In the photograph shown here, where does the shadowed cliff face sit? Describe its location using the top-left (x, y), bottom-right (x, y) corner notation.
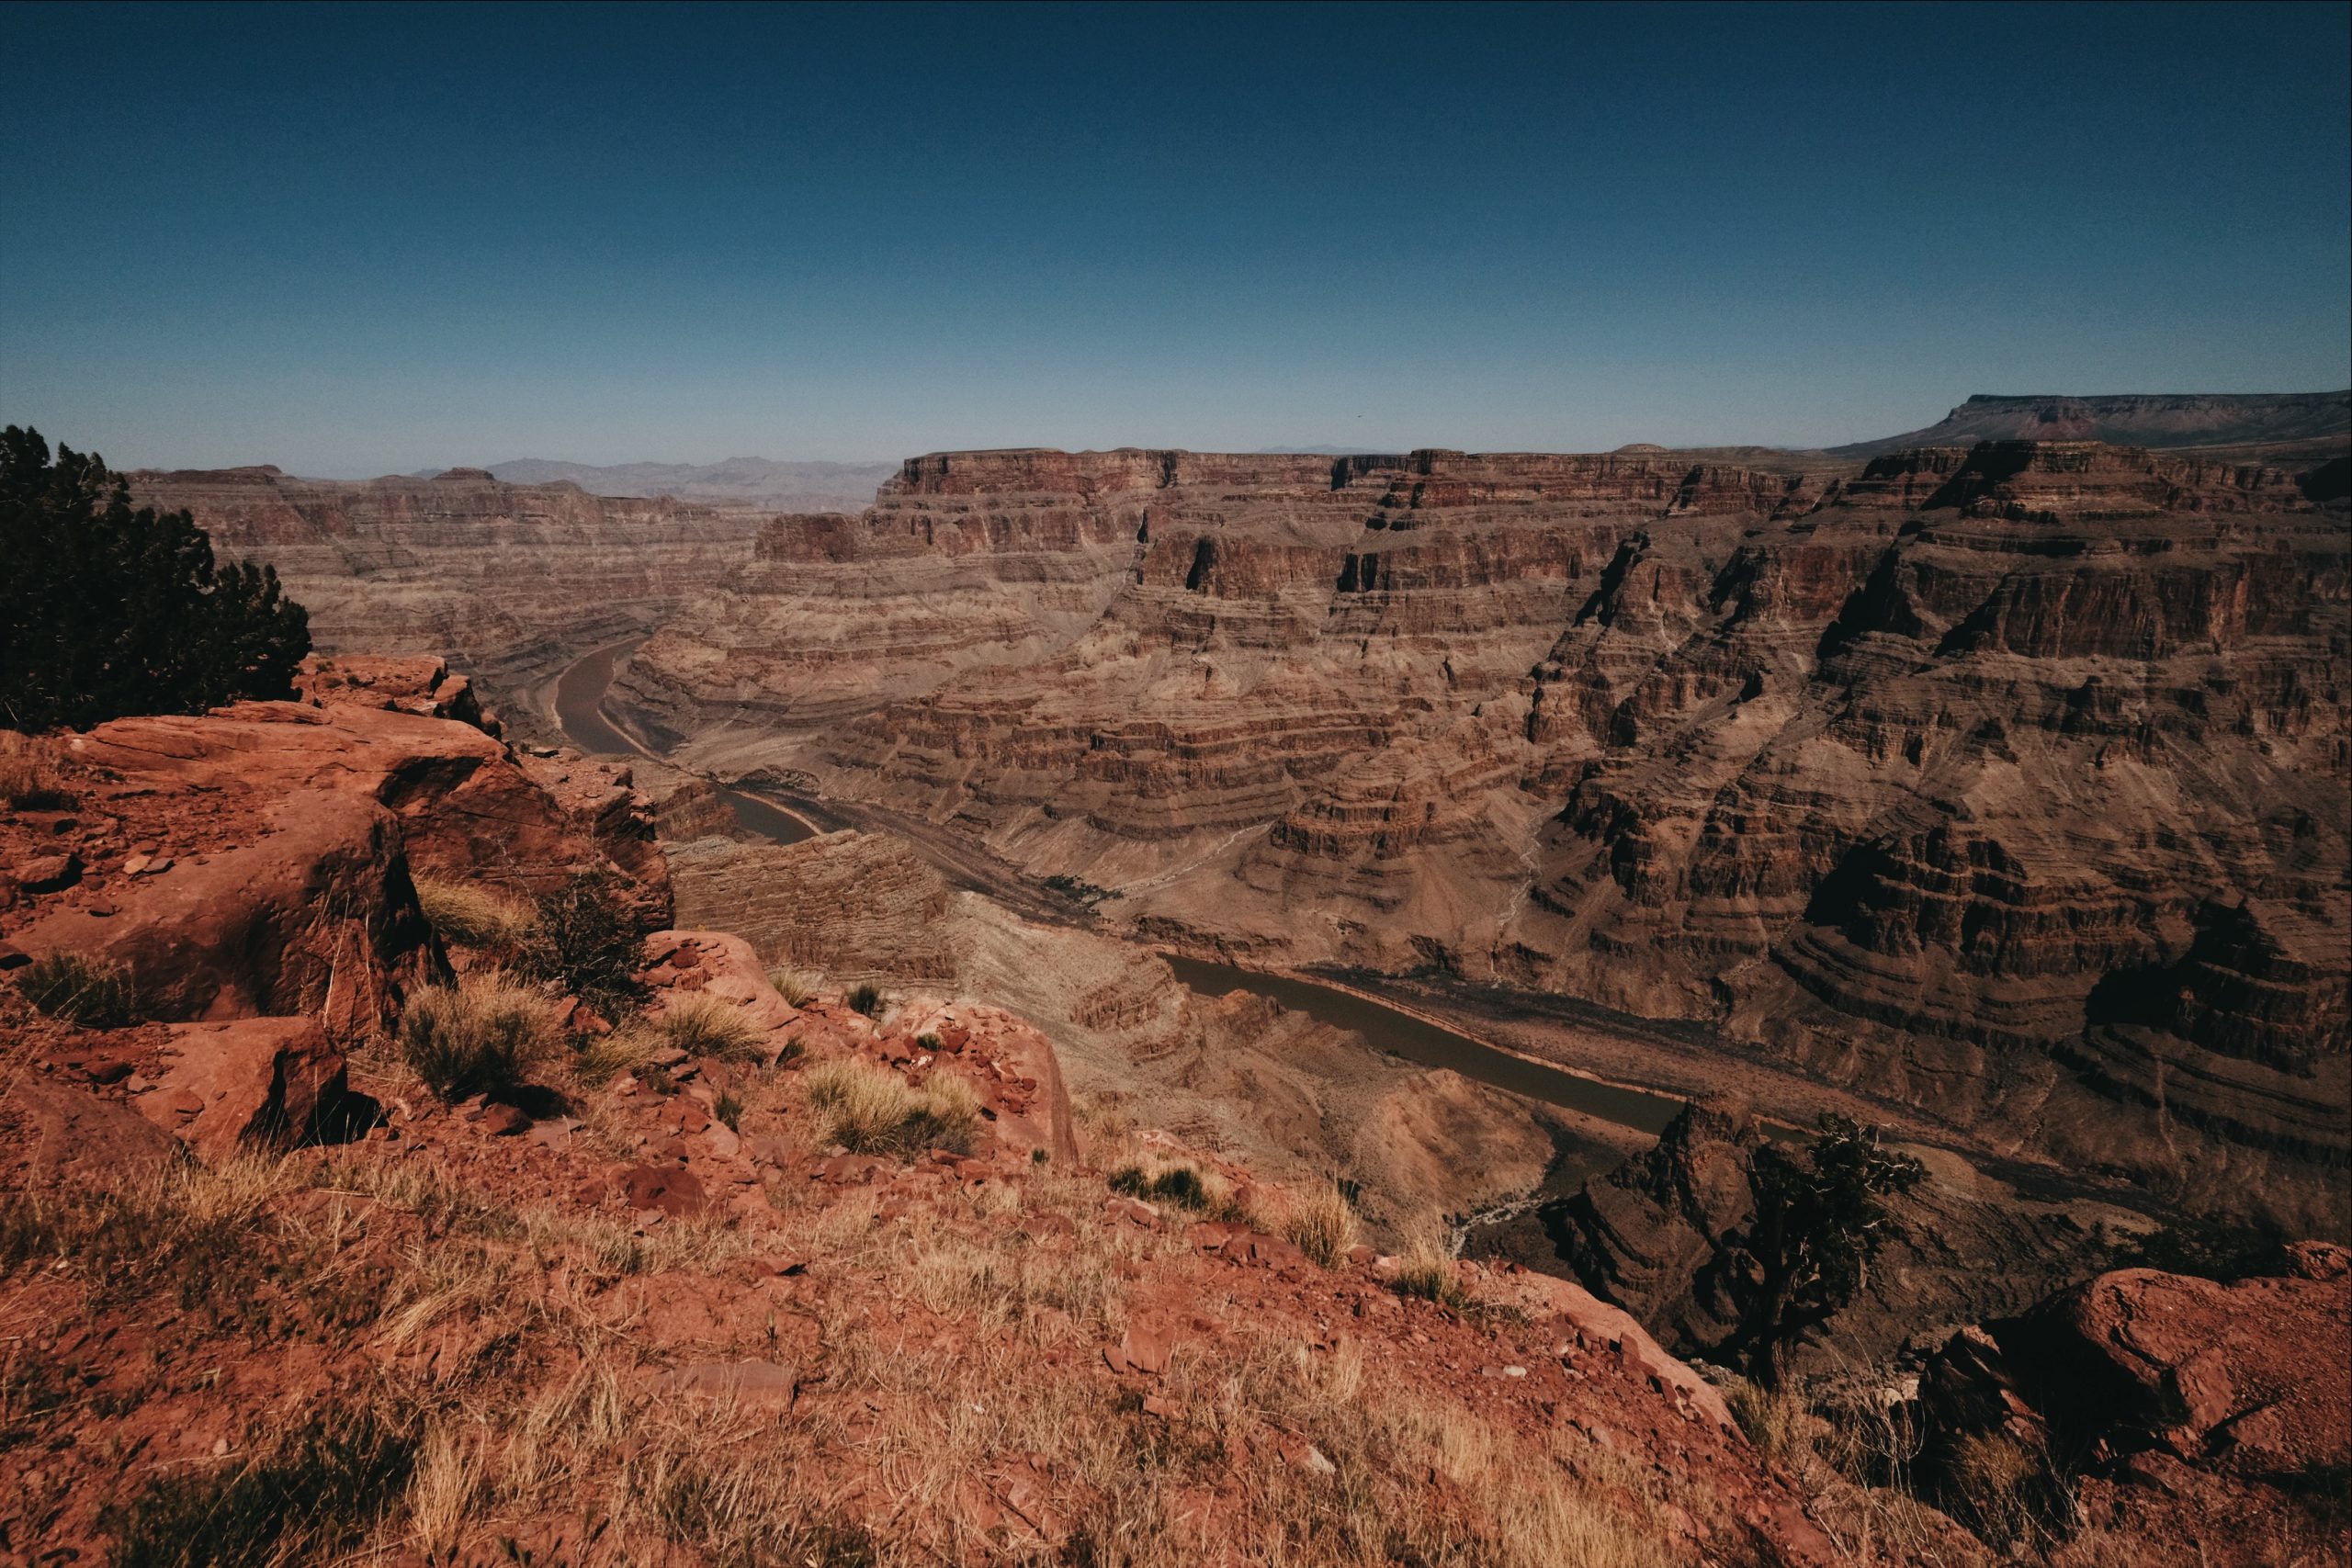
top-left (606, 438), bottom-right (2349, 1231)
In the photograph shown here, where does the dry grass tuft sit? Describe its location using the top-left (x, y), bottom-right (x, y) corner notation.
top-left (399, 973), bottom-right (559, 1100)
top-left (413, 877), bottom-right (538, 954)
top-left (0, 730), bottom-right (72, 809)
top-left (1390, 1212), bottom-right (1469, 1309)
top-left (656, 993), bottom-right (766, 1062)
top-left (1725, 1374), bottom-right (1815, 1464)
top-left (16, 950), bottom-right (134, 1027)
top-left (767, 965), bottom-right (820, 1008)
top-left (804, 1057), bottom-right (980, 1157)
top-left (1284, 1179), bottom-right (1363, 1268)
top-left (1105, 1156), bottom-right (1246, 1220)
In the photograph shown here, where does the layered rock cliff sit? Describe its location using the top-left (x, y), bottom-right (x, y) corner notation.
top-left (612, 439), bottom-right (2349, 1230)
top-left (124, 465), bottom-right (771, 726)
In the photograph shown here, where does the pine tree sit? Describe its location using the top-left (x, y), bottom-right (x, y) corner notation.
top-left (1, 425), bottom-right (310, 729)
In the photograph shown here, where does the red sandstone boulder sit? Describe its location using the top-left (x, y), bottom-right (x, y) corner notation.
top-left (63, 696), bottom-right (663, 910)
top-left (12, 791), bottom-right (439, 1039)
top-left (1921, 1251), bottom-right (2352, 1565)
top-left (135, 1018), bottom-right (347, 1158)
top-left (2041, 1260), bottom-right (2349, 1477)
top-left (892, 999), bottom-right (1081, 1165)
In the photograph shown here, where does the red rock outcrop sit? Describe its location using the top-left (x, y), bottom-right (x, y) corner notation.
top-left (2, 677), bottom-right (666, 1043)
top-left (1917, 1245), bottom-right (2352, 1565)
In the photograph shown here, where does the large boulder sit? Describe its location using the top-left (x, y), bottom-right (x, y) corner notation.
top-left (12, 791), bottom-right (439, 1040)
top-left (135, 1018), bottom-right (350, 1159)
top-left (1919, 1248), bottom-right (2352, 1564)
top-left (65, 696), bottom-right (666, 911)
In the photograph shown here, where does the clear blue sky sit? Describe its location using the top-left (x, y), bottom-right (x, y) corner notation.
top-left (4, 1), bottom-right (2346, 476)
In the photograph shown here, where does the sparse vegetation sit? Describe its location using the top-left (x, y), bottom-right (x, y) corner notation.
top-left (843, 981), bottom-right (885, 1018)
top-left (1, 426), bottom-right (310, 730)
top-left (399, 974), bottom-right (559, 1100)
top-left (804, 1057), bottom-right (979, 1156)
top-left (2110, 1213), bottom-right (2292, 1281)
top-left (413, 876), bottom-right (537, 955)
top-left (1390, 1213), bottom-right (1469, 1309)
top-left (516, 871), bottom-right (648, 1021)
top-left (1284, 1179), bottom-right (1362, 1268)
top-left (1043, 872), bottom-right (1114, 906)
top-left (714, 1089), bottom-right (744, 1132)
top-left (656, 993), bottom-right (766, 1063)
top-left (571, 1022), bottom-right (659, 1088)
top-left (17, 950), bottom-right (133, 1026)
top-left (1107, 1158), bottom-right (1235, 1216)
top-left (0, 729), bottom-right (72, 809)
top-left (767, 965), bottom-right (819, 1007)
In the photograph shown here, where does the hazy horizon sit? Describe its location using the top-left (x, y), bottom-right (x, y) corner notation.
top-left (6, 1), bottom-right (2347, 477)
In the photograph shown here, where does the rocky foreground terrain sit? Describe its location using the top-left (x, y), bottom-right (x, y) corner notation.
top-left (4, 662), bottom-right (2344, 1564)
top-left (579, 435), bottom-right (2349, 1237)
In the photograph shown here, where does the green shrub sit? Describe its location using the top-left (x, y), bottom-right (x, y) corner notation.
top-left (1, 426), bottom-right (310, 730)
top-left (517, 871), bottom-right (648, 1020)
top-left (17, 951), bottom-right (133, 1027)
top-left (844, 982), bottom-right (885, 1018)
top-left (399, 976), bottom-right (557, 1100)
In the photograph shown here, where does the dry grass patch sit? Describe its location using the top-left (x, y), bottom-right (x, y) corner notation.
top-left (767, 965), bottom-right (820, 1008)
top-left (1390, 1212), bottom-right (1469, 1309)
top-left (657, 993), bottom-right (766, 1062)
top-left (1284, 1179), bottom-right (1363, 1268)
top-left (16, 950), bottom-right (134, 1027)
top-left (1105, 1156), bottom-right (1247, 1221)
top-left (400, 973), bottom-right (559, 1100)
top-left (0, 730), bottom-right (73, 809)
top-left (413, 877), bottom-right (538, 955)
top-left (804, 1057), bottom-right (979, 1157)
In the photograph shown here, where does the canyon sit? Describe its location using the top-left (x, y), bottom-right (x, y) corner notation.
top-left (129, 405), bottom-right (2352, 1249)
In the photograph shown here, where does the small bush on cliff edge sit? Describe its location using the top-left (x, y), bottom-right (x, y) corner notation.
top-left (0, 426), bottom-right (310, 731)
top-left (516, 871), bottom-right (649, 1021)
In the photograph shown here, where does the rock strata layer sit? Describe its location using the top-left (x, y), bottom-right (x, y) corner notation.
top-left (609, 439), bottom-right (2347, 1230)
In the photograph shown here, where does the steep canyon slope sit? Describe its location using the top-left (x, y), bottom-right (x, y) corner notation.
top-left (611, 439), bottom-right (2350, 1228)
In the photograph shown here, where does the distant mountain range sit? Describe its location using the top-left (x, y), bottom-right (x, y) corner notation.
top-left (1830, 389), bottom-right (2349, 460)
top-left (458, 457), bottom-right (899, 512)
